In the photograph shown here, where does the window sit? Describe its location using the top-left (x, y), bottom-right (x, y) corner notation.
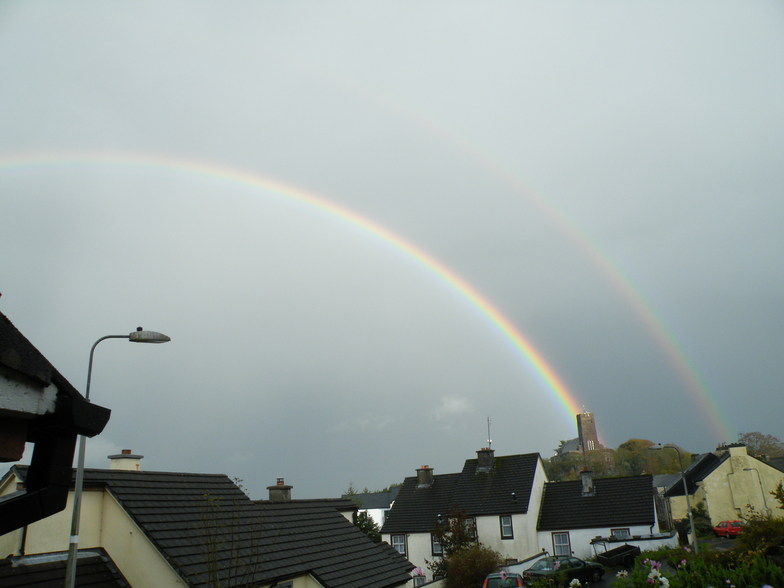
top-left (431, 533), bottom-right (443, 555)
top-left (464, 516), bottom-right (477, 539)
top-left (611, 528), bottom-right (631, 540)
top-left (500, 515), bottom-right (514, 539)
top-left (413, 576), bottom-right (427, 587)
top-left (552, 532), bottom-right (571, 556)
top-left (391, 534), bottom-right (407, 557)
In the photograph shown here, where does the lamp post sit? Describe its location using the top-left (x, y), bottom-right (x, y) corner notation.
top-left (64, 328), bottom-right (170, 588)
top-left (649, 443), bottom-right (698, 554)
top-left (743, 467), bottom-right (769, 515)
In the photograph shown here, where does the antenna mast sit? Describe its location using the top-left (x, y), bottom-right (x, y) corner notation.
top-left (486, 416), bottom-right (492, 449)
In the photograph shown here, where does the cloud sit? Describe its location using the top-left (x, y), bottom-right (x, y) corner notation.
top-left (433, 396), bottom-right (473, 422)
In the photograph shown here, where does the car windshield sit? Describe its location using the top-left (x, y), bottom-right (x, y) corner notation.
top-left (529, 559), bottom-right (557, 571)
top-left (486, 578), bottom-right (519, 588)
top-left (730, 521), bottom-right (742, 527)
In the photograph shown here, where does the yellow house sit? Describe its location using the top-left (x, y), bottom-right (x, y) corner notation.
top-left (0, 453), bottom-right (413, 587)
top-left (665, 444), bottom-right (784, 525)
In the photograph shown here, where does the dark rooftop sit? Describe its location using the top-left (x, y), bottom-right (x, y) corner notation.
top-left (381, 452), bottom-right (542, 534)
top-left (10, 466), bottom-right (412, 587)
top-left (538, 474), bottom-right (655, 530)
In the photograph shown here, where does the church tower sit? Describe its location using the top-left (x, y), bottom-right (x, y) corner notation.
top-left (576, 411), bottom-right (600, 452)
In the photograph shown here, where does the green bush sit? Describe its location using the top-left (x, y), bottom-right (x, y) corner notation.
top-left (445, 544), bottom-right (502, 588)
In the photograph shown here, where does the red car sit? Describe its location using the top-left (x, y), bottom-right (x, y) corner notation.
top-left (713, 520), bottom-right (744, 538)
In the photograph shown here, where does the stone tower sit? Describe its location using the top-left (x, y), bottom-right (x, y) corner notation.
top-left (576, 411), bottom-right (600, 452)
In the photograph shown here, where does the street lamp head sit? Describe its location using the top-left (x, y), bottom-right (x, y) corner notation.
top-left (648, 443), bottom-right (664, 451)
top-left (129, 328), bottom-right (171, 344)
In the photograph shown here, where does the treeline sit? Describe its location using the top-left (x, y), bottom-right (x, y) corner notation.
top-left (543, 431), bottom-right (784, 482)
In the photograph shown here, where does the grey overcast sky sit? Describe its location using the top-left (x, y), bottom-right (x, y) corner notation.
top-left (2, 1), bottom-right (783, 498)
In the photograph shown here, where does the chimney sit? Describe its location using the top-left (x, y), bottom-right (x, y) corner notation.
top-left (267, 477), bottom-right (292, 502)
top-left (417, 465), bottom-right (434, 488)
top-left (108, 449), bottom-right (143, 471)
top-left (580, 470), bottom-right (594, 496)
top-left (476, 447), bottom-right (495, 473)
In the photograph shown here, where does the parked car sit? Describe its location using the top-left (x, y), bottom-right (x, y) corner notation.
top-left (713, 520), bottom-right (744, 538)
top-left (483, 572), bottom-right (525, 587)
top-left (524, 556), bottom-right (604, 586)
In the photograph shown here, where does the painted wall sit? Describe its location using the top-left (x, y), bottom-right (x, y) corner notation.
top-left (99, 493), bottom-right (185, 587)
top-left (0, 472), bottom-right (23, 556)
top-left (536, 524), bottom-right (678, 561)
top-left (0, 473), bottom-right (185, 586)
top-left (671, 447), bottom-right (784, 525)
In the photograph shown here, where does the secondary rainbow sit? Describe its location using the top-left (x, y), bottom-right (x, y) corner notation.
top-left (0, 151), bottom-right (584, 421)
top-left (321, 77), bottom-right (736, 442)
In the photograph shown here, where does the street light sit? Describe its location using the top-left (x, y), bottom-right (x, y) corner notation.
top-left (743, 467), bottom-right (769, 515)
top-left (649, 443), bottom-right (698, 554)
top-left (64, 328), bottom-right (170, 588)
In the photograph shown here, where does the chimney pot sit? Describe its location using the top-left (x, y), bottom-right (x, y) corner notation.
top-left (108, 450), bottom-right (144, 471)
top-left (580, 470), bottom-right (594, 496)
top-left (417, 465), bottom-right (434, 488)
top-left (477, 447), bottom-right (495, 472)
top-left (267, 479), bottom-right (293, 502)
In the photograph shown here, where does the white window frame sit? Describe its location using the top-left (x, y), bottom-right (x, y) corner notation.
top-left (431, 533), bottom-right (443, 555)
top-left (413, 576), bottom-right (427, 587)
top-left (464, 516), bottom-right (477, 539)
top-left (552, 531), bottom-right (571, 556)
top-left (391, 534), bottom-right (407, 557)
top-left (611, 528), bottom-right (631, 539)
top-left (500, 515), bottom-right (514, 539)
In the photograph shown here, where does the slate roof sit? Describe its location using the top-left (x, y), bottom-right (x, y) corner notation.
top-left (343, 486), bottom-right (400, 510)
top-left (381, 452), bottom-right (541, 534)
top-left (453, 453), bottom-right (540, 516)
top-left (652, 473), bottom-right (680, 491)
top-left (768, 457), bottom-right (784, 473)
top-left (664, 453), bottom-right (727, 497)
top-left (537, 475), bottom-right (655, 531)
top-left (11, 466), bottom-right (413, 588)
top-left (380, 473), bottom-right (460, 534)
top-left (0, 550), bottom-right (128, 587)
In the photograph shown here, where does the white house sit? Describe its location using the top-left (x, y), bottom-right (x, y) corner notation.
top-left (536, 471), bottom-right (678, 561)
top-left (381, 448), bottom-right (548, 586)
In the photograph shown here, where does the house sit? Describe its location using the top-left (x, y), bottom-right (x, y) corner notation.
top-left (537, 471), bottom-right (677, 561)
top-left (0, 310), bottom-right (110, 534)
top-left (381, 448), bottom-right (548, 585)
top-left (342, 487), bottom-right (400, 528)
top-left (664, 443), bottom-right (784, 525)
top-left (0, 452), bottom-right (414, 587)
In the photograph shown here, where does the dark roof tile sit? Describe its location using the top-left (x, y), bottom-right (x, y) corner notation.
top-left (537, 475), bottom-right (655, 530)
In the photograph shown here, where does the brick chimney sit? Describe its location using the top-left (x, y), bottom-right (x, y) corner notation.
top-left (417, 465), bottom-right (434, 488)
top-left (476, 447), bottom-right (495, 472)
top-left (267, 477), bottom-right (292, 502)
top-left (108, 449), bottom-right (143, 471)
top-left (580, 470), bottom-right (594, 496)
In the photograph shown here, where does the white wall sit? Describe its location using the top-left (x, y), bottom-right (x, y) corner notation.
top-left (537, 524), bottom-right (678, 561)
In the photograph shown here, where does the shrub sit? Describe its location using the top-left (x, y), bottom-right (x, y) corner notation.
top-left (444, 544), bottom-right (502, 588)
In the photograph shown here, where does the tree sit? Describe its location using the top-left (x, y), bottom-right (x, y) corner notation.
top-left (738, 432), bottom-right (784, 458)
top-left (427, 509), bottom-right (480, 579)
top-left (444, 544), bottom-right (502, 588)
top-left (773, 481), bottom-right (784, 510)
top-left (352, 510), bottom-right (381, 542)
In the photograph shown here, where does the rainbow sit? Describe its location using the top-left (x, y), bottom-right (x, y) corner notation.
top-left (0, 151), bottom-right (585, 421)
top-left (311, 77), bottom-right (737, 443)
